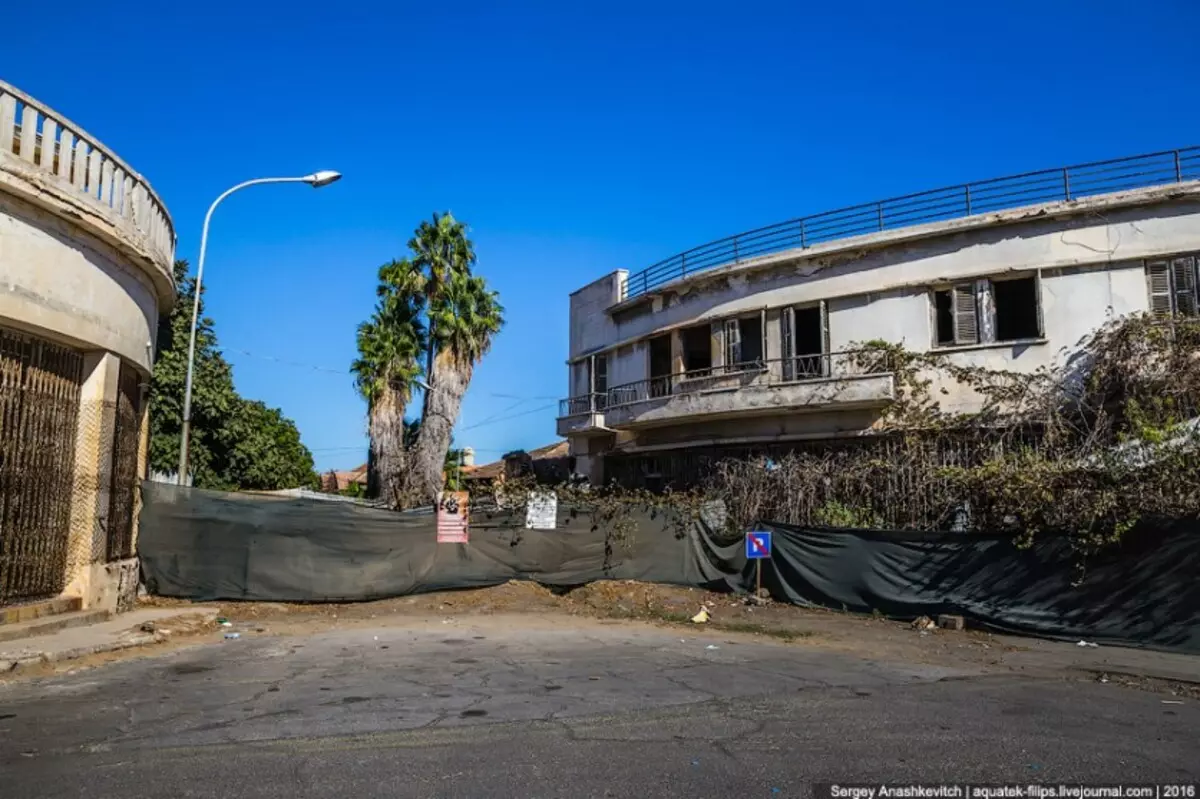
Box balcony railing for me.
[620,147,1200,301]
[559,349,895,417]
[0,80,175,267]
[559,392,609,417]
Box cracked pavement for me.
[1,614,1196,797]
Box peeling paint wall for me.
[0,190,159,371]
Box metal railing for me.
[559,392,609,417]
[621,147,1200,301]
[0,80,175,267]
[559,349,894,416]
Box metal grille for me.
[0,328,83,605]
[106,361,142,562]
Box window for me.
[724,314,764,368]
[648,334,672,397]
[993,277,1041,341]
[590,354,607,395]
[933,276,1041,347]
[781,303,828,379]
[1146,257,1199,317]
[680,325,711,374]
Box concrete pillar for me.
[765,309,782,360]
[129,396,150,553]
[63,351,120,605]
[670,330,684,374]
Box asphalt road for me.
[1,616,1196,798]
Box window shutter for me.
[1146,260,1173,317]
[724,319,741,368]
[780,307,794,381]
[1171,257,1197,317]
[952,283,979,345]
[819,300,831,376]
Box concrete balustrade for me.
[0,80,175,277]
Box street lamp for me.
[177,171,342,485]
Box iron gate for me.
[0,327,83,605]
[106,361,142,562]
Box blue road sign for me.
[745,530,772,559]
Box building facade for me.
[557,148,1200,487]
[0,80,175,611]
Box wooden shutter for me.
[952,283,979,345]
[724,319,740,368]
[1171,257,1197,317]
[1146,260,1173,317]
[780,307,794,381]
[819,300,831,376]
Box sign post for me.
[745,530,772,597]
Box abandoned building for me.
[0,80,175,613]
[557,148,1200,488]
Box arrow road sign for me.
[745,530,772,560]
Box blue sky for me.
[4,0,1197,471]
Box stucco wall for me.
[0,190,159,371]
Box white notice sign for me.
[525,491,558,530]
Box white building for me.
[0,79,175,613]
[557,148,1200,487]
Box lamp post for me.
[177,171,342,485]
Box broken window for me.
[1146,256,1199,318]
[781,303,828,379]
[993,276,1040,341]
[590,354,607,396]
[724,314,764,369]
[648,334,672,397]
[680,325,711,375]
[933,276,1040,347]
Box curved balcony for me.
[0,80,175,298]
[619,147,1200,302]
[557,350,896,436]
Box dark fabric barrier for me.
[137,482,746,603]
[138,483,1200,653]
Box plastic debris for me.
[223,632,241,640]
[1162,700,1184,705]
[705,644,720,651]
[690,606,711,624]
[911,616,936,631]
[1076,640,1099,648]
[219,621,232,627]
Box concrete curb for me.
[0,609,219,674]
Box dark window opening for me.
[736,315,763,366]
[993,277,1040,341]
[648,334,672,397]
[681,325,711,374]
[935,290,955,346]
[793,306,824,376]
[592,354,607,395]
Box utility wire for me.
[223,346,561,401]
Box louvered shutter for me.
[952,283,979,345]
[1171,257,1197,317]
[1146,260,1173,317]
[780,307,794,381]
[724,319,740,369]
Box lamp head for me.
[302,170,342,188]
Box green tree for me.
[149,260,319,491]
[354,214,504,507]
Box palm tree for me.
[351,260,425,508]
[353,214,504,507]
[412,264,504,501]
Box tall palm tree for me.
[351,260,425,508]
[353,214,504,507]
[412,268,504,500]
